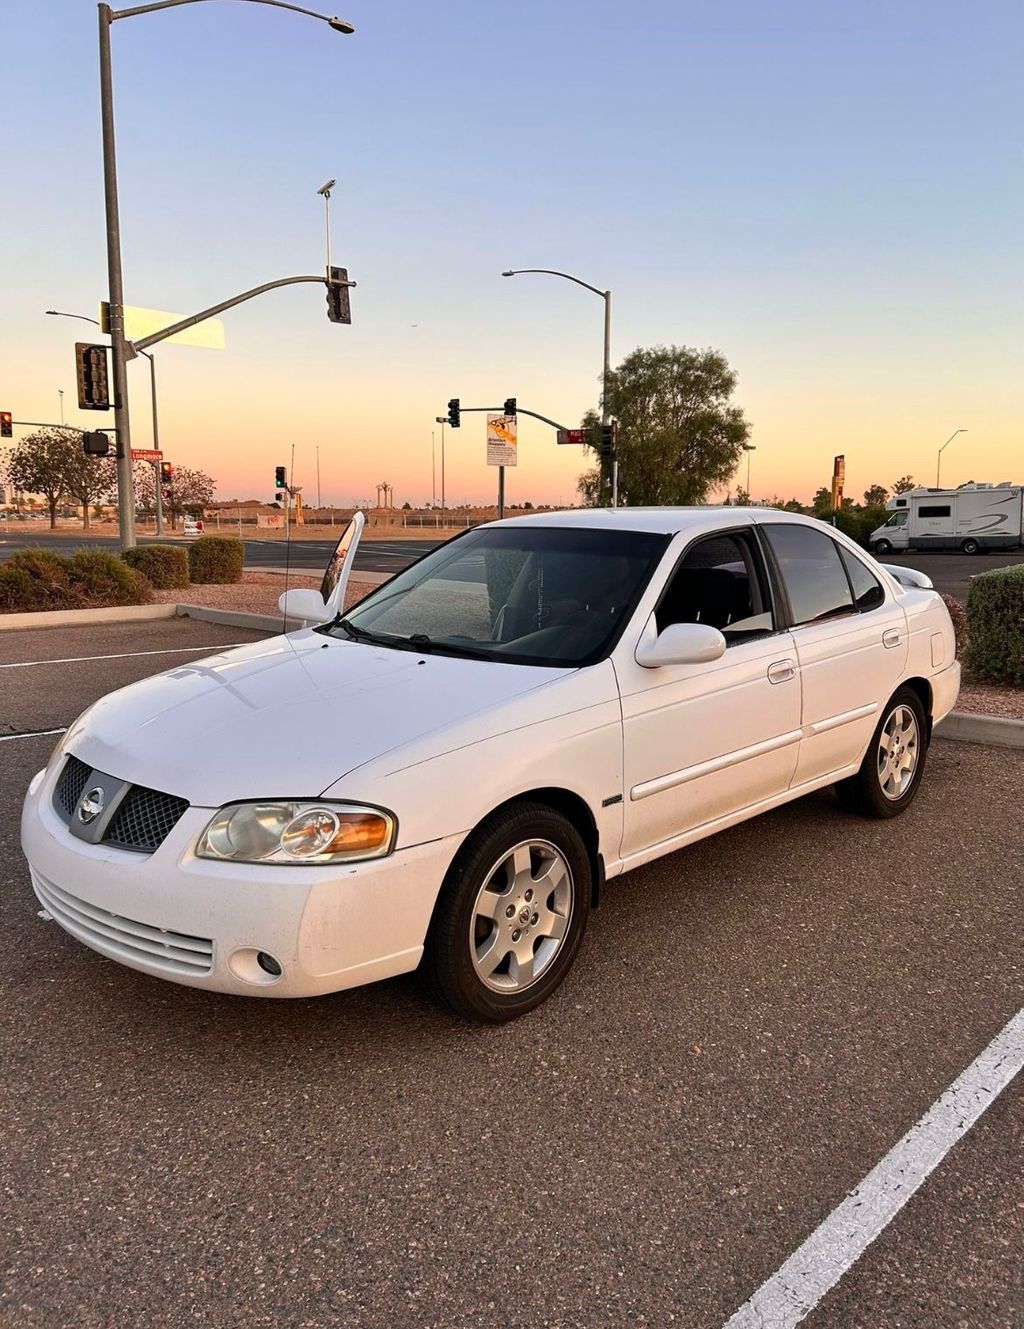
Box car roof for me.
[489,506,813,536]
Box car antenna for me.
[281,442,296,634]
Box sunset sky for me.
[2,0,1020,508]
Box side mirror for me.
[278,587,330,625]
[635,621,727,669]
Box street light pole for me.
[502,268,615,506]
[743,443,756,497]
[95,0,354,549]
[435,416,447,526]
[936,428,967,488]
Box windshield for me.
[322,525,669,666]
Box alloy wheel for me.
[877,704,920,800]
[469,839,574,993]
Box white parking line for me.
[0,727,67,743]
[0,644,250,670]
[723,1007,1024,1328]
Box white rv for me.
[869,483,1024,554]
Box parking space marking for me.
[0,727,67,743]
[0,644,251,670]
[723,1007,1024,1328]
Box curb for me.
[174,604,302,633]
[935,711,1024,749]
[0,603,178,632]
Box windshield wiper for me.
[330,618,392,646]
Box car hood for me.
[67,630,569,806]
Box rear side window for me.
[839,547,885,611]
[763,523,854,625]
[918,505,951,518]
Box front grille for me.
[33,872,213,976]
[52,756,189,853]
[105,785,190,853]
[55,755,90,818]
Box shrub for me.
[121,544,190,589]
[188,535,244,585]
[0,548,151,613]
[940,594,967,658]
[964,565,1024,686]
[66,549,153,606]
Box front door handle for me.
[767,659,796,684]
[882,628,902,649]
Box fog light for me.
[256,951,282,977]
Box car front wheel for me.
[835,687,929,818]
[873,538,893,554]
[424,803,592,1021]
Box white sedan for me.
[22,508,960,1021]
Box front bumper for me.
[21,761,462,998]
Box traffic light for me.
[447,398,460,428]
[0,412,11,438]
[160,462,175,483]
[82,431,110,456]
[503,398,516,418]
[75,342,111,411]
[326,266,351,324]
[275,465,287,489]
[596,423,617,458]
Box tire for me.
[960,538,980,555]
[423,802,592,1022]
[835,687,929,819]
[873,538,893,555]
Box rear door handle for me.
[882,628,902,649]
[767,659,796,684]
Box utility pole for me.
[434,416,447,527]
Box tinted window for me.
[764,523,854,625]
[332,526,668,667]
[839,547,885,611]
[657,531,774,643]
[918,505,951,518]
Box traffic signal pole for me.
[98,3,136,548]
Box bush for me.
[121,544,190,589]
[964,565,1024,686]
[188,535,244,585]
[0,548,151,613]
[940,594,967,658]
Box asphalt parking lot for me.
[1,619,1021,1329]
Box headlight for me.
[195,802,396,865]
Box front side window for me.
[884,512,908,528]
[326,526,668,667]
[763,523,854,626]
[656,530,774,643]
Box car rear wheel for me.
[835,687,928,818]
[960,537,980,554]
[423,803,592,1021]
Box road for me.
[3,527,1023,599]
[1,617,1020,1329]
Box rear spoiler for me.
[880,563,934,590]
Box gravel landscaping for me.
[152,570,375,617]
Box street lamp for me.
[501,268,615,505]
[46,307,165,533]
[434,416,448,525]
[936,429,967,488]
[96,0,354,547]
[742,443,756,498]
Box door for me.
[616,528,802,860]
[760,522,908,786]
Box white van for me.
[870,483,1023,555]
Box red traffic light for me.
[160,462,175,481]
[0,412,12,438]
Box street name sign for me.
[487,414,518,467]
[131,449,163,461]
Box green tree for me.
[863,484,889,507]
[782,498,804,512]
[133,462,215,530]
[576,345,751,506]
[61,447,117,531]
[892,475,916,495]
[1,428,77,528]
[811,486,832,515]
